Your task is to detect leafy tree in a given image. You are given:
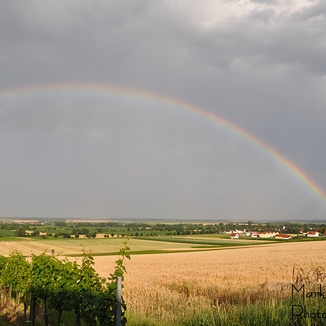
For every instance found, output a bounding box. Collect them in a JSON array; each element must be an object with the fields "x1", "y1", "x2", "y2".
[
  {"x1": 15, "y1": 226, "x2": 26, "y2": 237},
  {"x1": 81, "y1": 228, "x2": 90, "y2": 235}
]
